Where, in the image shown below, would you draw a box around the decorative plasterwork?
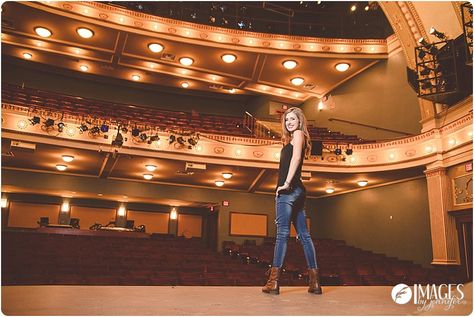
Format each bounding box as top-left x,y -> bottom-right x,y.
2,102 -> 472,174
36,1 -> 389,56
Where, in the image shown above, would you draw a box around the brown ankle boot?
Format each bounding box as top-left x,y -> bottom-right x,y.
262,267 -> 280,294
308,268 -> 322,294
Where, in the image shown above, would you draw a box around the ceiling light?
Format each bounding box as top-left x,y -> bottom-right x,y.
325,187 -> 335,194
170,207 -> 178,220
23,52 -> 32,60
228,88 -> 236,94
290,77 -> 304,86
145,164 -> 157,172
222,173 -> 233,179
76,27 -> 94,39
179,57 -> 194,66
148,43 -> 164,53
143,174 -> 153,180
34,27 -> 52,38
56,164 -> 67,171
62,155 -> 74,162
1,198 -> 8,209
364,5 -> 369,11
181,82 -> 189,88
79,65 -> 88,72
221,54 -> 237,63
132,74 -> 140,81
282,60 -> 298,69
335,63 -> 350,72
215,180 -> 225,187
357,180 -> 368,187
350,4 -> 357,12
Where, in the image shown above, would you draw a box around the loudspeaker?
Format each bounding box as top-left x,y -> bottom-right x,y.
311,141 -> 323,156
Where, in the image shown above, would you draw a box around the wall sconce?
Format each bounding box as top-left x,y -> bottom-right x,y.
1,197 -> 8,209
170,207 -> 178,220
117,205 -> 127,217
61,201 -> 70,212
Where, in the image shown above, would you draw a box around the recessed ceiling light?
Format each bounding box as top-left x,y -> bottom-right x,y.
76,27 -> 94,39
350,4 -> 357,12
222,173 -> 233,179
179,57 -> 194,66
215,180 -> 225,187
79,65 -> 89,72
62,155 -> 74,162
221,54 -> 236,63
282,60 -> 298,69
181,82 -> 190,88
56,164 -> 67,171
145,164 -> 157,172
143,174 -> 153,180
23,52 -> 32,60
357,180 -> 368,187
228,88 -> 236,94
148,43 -> 164,53
364,5 -> 369,11
335,63 -> 350,72
325,187 -> 335,194
290,77 -> 304,86
132,74 -> 141,81
34,27 -> 52,38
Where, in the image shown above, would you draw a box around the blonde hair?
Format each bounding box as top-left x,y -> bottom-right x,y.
281,107 -> 311,158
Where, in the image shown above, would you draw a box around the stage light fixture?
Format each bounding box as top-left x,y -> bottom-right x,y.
420,66 -> 431,76
345,148 -> 353,155
112,131 -> 124,147
209,16 -> 216,23
169,135 -> 176,144
418,50 -> 427,59
418,37 -> 430,47
237,20 -> 245,29
131,128 -> 140,137
100,124 -> 109,133
44,118 -> 55,128
221,17 -> 229,25
30,116 -> 40,125
334,148 -> 342,155
79,124 -> 88,132
429,27 -> 447,40
177,136 -> 186,145
139,133 -> 148,141
148,135 -> 160,144
57,122 -> 65,132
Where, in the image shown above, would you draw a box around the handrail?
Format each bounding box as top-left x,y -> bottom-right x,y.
328,117 -> 413,136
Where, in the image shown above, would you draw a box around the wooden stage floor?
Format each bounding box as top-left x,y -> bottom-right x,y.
2,284 -> 472,316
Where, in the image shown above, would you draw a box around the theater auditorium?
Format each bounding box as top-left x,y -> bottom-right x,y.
1,1 -> 472,315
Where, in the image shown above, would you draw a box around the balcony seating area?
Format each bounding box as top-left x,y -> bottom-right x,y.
223,238 -> 466,286
307,126 -> 368,144
1,84 -> 250,137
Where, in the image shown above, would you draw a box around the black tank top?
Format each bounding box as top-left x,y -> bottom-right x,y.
277,143 -> 304,189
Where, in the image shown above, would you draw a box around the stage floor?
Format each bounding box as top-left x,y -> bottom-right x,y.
2,284 -> 472,316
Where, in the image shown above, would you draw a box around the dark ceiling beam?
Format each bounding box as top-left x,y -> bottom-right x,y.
98,152 -> 120,179
248,168 -> 269,193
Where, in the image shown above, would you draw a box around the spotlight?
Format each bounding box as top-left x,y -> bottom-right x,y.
79,124 -> 88,132
418,50 -> 427,59
221,17 -> 228,25
345,148 -> 353,155
139,133 -> 148,141
177,136 -> 185,145
188,138 -> 198,146
237,20 -> 245,29
169,135 -> 176,144
429,45 -> 439,55
421,80 -> 433,90
90,126 -> 100,134
335,148 -> 342,155
57,122 -> 65,132
429,27 -> 447,40
149,134 -> 160,143
100,124 -> 109,133
418,37 -> 430,47
209,16 -> 216,23
131,128 -> 140,137
30,116 -> 41,125
44,118 -> 55,127
190,11 -> 197,19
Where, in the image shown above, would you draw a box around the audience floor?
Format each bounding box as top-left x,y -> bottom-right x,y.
2,284 -> 472,316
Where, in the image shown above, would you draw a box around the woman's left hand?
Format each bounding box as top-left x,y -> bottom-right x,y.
276,183 -> 290,196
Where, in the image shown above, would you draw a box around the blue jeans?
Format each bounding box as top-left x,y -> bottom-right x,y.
272,185 -> 318,269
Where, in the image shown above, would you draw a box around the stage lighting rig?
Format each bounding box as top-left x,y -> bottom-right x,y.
430,27 -> 447,40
